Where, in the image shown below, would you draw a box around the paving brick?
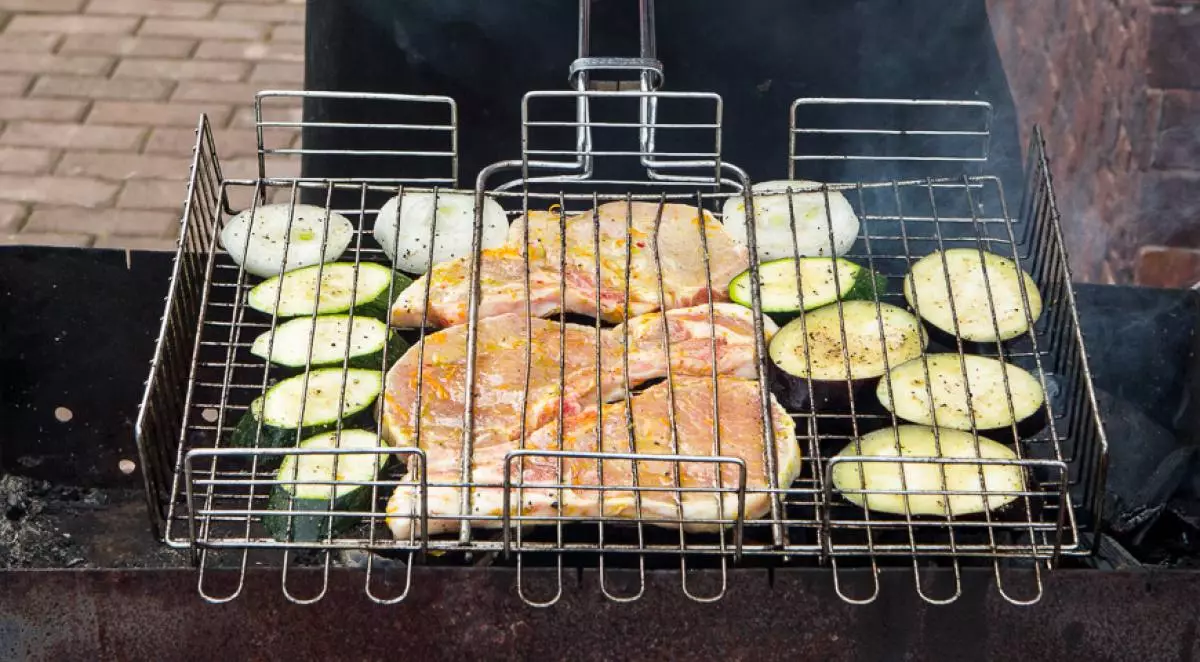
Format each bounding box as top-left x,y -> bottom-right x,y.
139,17 -> 269,40
0,147 -> 58,174
89,100 -> 230,127
248,61 -> 301,85
94,234 -> 177,250
25,205 -> 177,234
194,39 -> 302,63
221,155 -> 299,179
56,151 -> 190,180
85,0 -> 215,19
0,33 -> 62,53
116,178 -> 188,209
228,102 -> 300,128
171,80 -> 261,104
0,98 -> 89,122
270,23 -> 303,42
0,0 -> 310,247
0,174 -> 117,206
0,0 -> 86,12
0,53 -> 114,76
114,57 -> 249,82
1,231 -> 94,247
145,126 -> 257,157
7,13 -> 138,34
1,121 -> 146,151
0,73 -> 32,95
60,34 -> 196,58
31,75 -> 173,100
0,201 -> 26,231
214,3 -> 303,23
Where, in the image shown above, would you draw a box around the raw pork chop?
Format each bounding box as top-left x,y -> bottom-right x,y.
381,303 -> 780,538
547,376 -> 798,533
386,376 -> 798,538
388,201 -> 749,327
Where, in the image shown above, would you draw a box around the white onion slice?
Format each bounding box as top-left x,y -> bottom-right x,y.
373,191 -> 508,273
720,179 -> 860,261
220,203 -> 354,278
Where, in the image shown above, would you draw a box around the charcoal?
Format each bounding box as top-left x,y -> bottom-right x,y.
0,474 -> 83,569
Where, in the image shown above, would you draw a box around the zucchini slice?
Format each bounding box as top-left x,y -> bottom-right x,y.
263,429 -> 388,542
831,425 -> 1027,517
720,180 -> 860,261
220,203 -> 354,279
229,368 -> 383,454
875,353 -> 1046,436
249,315 -> 408,370
728,257 -> 883,314
903,248 -> 1043,343
247,262 -> 409,320
768,300 -> 927,411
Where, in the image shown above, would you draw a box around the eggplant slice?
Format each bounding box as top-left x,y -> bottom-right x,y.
903,248 -> 1043,343
831,425 -> 1028,517
875,353 -> 1047,437
768,300 -> 927,411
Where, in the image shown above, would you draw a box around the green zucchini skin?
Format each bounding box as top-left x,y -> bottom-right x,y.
842,270 -> 889,303
228,408 -> 375,464
261,429 -> 388,542
230,406 -> 299,454
262,482 -> 372,542
341,270 -> 410,320
251,317 -> 409,372
344,332 -> 408,371
729,258 -> 886,326
348,281 -> 398,320
247,262 -> 412,321
227,368 -> 384,466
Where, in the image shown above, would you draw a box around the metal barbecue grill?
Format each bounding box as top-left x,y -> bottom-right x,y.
134,0 -> 1107,607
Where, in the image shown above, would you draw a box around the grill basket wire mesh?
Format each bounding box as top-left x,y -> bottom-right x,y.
133,89 -> 1107,607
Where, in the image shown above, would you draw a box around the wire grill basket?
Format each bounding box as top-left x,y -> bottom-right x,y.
134,81 -> 1106,607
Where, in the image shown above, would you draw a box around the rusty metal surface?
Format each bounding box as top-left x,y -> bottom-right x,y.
2,568 -> 1198,661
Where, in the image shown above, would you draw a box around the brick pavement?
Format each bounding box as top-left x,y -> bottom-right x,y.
0,0 -> 304,251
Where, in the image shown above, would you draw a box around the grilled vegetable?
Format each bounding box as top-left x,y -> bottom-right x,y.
720,180 -> 860,261
728,257 -> 885,316
229,368 -> 383,457
373,191 -> 508,273
875,353 -> 1046,436
249,315 -> 408,370
831,425 -> 1027,517
247,262 -> 409,320
220,203 -> 354,278
263,429 -> 388,542
768,300 -> 926,411
903,248 -> 1043,343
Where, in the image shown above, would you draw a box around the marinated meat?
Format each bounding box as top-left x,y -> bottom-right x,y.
388,201 -> 749,327
381,303 -> 783,537
385,376 -> 798,538
552,376 -> 798,533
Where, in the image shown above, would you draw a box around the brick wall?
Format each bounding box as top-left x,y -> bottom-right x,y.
987,0 -> 1152,283
987,0 -> 1200,287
